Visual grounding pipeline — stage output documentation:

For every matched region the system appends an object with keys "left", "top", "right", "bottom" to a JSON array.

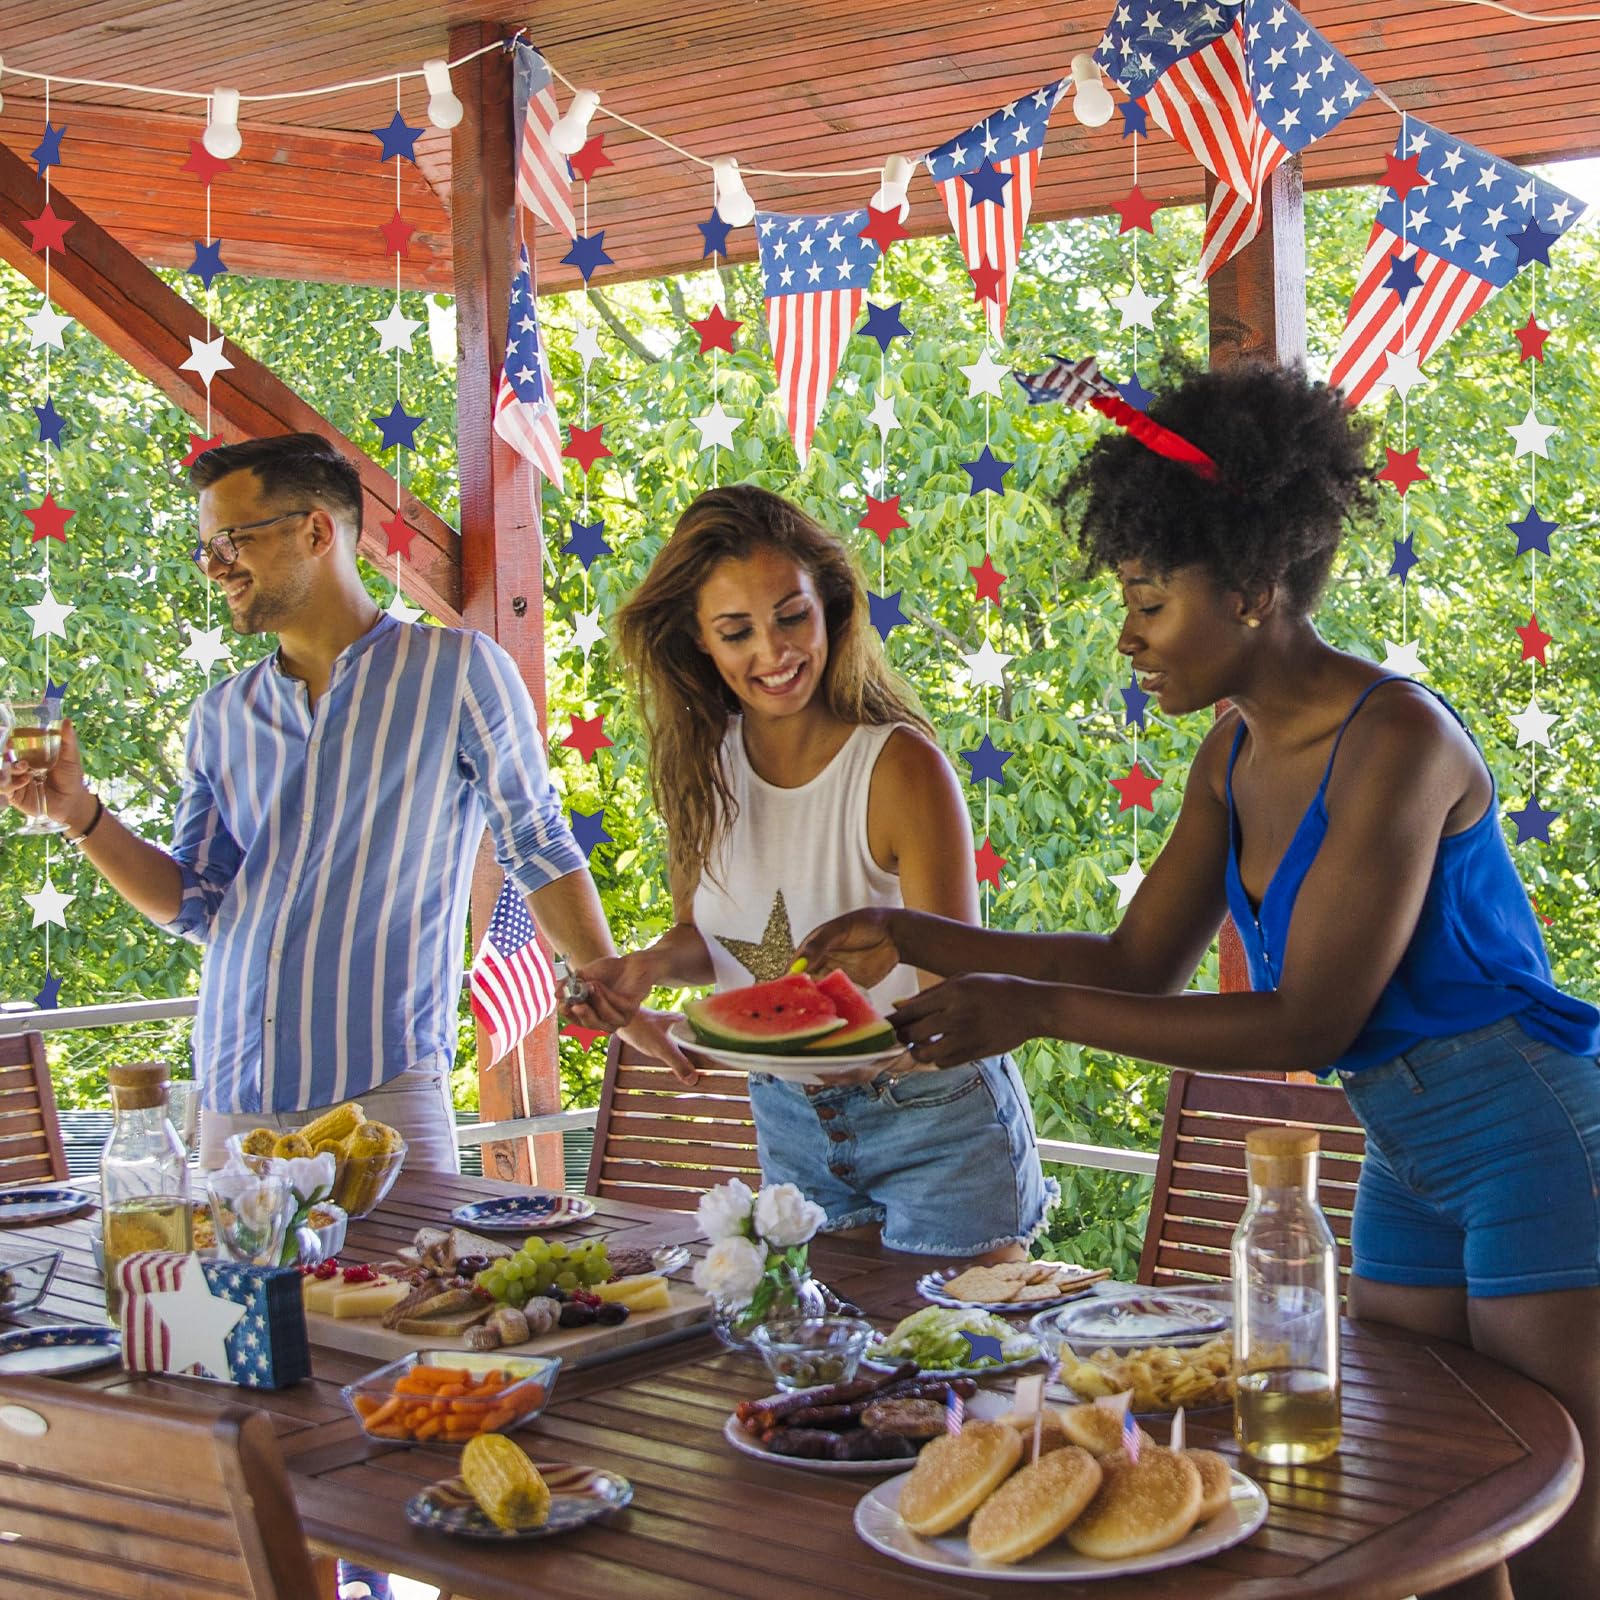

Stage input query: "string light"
[
  {"left": 550, "top": 88, "right": 599, "bottom": 155},
  {"left": 870, "top": 154, "right": 915, "bottom": 221},
  {"left": 1069, "top": 56, "right": 1115, "bottom": 129},
  {"left": 422, "top": 59, "right": 463, "bottom": 129},
  {"left": 710, "top": 156, "right": 757, "bottom": 227},
  {"left": 202, "top": 88, "right": 242, "bottom": 159}
]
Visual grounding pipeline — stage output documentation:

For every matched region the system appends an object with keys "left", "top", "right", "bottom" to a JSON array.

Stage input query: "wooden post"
[{"left": 450, "top": 21, "right": 564, "bottom": 1187}]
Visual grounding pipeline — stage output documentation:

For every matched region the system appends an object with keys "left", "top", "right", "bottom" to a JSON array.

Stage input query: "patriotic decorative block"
[{"left": 117, "top": 1250, "right": 311, "bottom": 1390}]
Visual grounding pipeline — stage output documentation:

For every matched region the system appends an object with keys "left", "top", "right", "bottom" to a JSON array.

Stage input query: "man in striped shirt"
[{"left": 6, "top": 433, "right": 690, "bottom": 1169}]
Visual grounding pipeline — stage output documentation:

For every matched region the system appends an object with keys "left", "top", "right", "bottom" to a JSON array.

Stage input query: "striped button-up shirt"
[{"left": 164, "top": 616, "right": 586, "bottom": 1114}]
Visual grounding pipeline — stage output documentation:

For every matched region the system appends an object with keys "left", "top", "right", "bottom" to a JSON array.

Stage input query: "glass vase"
[{"left": 711, "top": 1261, "right": 828, "bottom": 1352}]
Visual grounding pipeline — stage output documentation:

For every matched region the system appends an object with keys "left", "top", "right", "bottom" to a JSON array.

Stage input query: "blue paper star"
[
  {"left": 1509, "top": 794, "right": 1558, "bottom": 844},
  {"left": 1510, "top": 504, "right": 1558, "bottom": 558},
  {"left": 1121, "top": 672, "right": 1150, "bottom": 729},
  {"left": 1119, "top": 100, "right": 1149, "bottom": 140},
  {"left": 569, "top": 806, "right": 614, "bottom": 858},
  {"left": 33, "top": 971, "right": 61, "bottom": 1011},
  {"left": 1384, "top": 249, "right": 1424, "bottom": 303},
  {"left": 1117, "top": 372, "right": 1154, "bottom": 411},
  {"left": 187, "top": 239, "right": 228, "bottom": 289},
  {"left": 961, "top": 1331, "right": 1005, "bottom": 1363},
  {"left": 1509, "top": 220, "right": 1557, "bottom": 269},
  {"left": 960, "top": 735, "right": 1013, "bottom": 786},
  {"left": 371, "top": 401, "right": 422, "bottom": 451},
  {"left": 562, "top": 231, "right": 614, "bottom": 282},
  {"left": 563, "top": 517, "right": 611, "bottom": 570},
  {"left": 698, "top": 210, "right": 733, "bottom": 257},
  {"left": 857, "top": 300, "right": 911, "bottom": 353},
  {"left": 32, "top": 122, "right": 66, "bottom": 176},
  {"left": 44, "top": 676, "right": 67, "bottom": 707},
  {"left": 867, "top": 589, "right": 909, "bottom": 641},
  {"left": 962, "top": 446, "right": 1013, "bottom": 497},
  {"left": 371, "top": 110, "right": 423, "bottom": 163},
  {"left": 33, "top": 398, "right": 65, "bottom": 446},
  {"left": 961, "top": 162, "right": 1013, "bottom": 208},
  {"left": 1390, "top": 534, "right": 1419, "bottom": 582}
]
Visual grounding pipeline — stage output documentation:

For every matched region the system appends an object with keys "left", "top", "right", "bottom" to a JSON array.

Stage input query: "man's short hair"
[{"left": 190, "top": 433, "right": 363, "bottom": 540}]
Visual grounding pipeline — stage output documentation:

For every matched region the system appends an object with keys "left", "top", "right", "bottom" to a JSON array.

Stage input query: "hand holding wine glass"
[{"left": 2, "top": 703, "right": 93, "bottom": 836}]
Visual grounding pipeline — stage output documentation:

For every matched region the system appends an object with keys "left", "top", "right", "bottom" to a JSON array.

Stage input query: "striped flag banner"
[
  {"left": 1328, "top": 121, "right": 1584, "bottom": 406},
  {"left": 1095, "top": 0, "right": 1371, "bottom": 279},
  {"left": 755, "top": 210, "right": 881, "bottom": 465},
  {"left": 470, "top": 878, "right": 557, "bottom": 1067},
  {"left": 513, "top": 41, "right": 576, "bottom": 240},
  {"left": 924, "top": 81, "right": 1062, "bottom": 339},
  {"left": 493, "top": 246, "right": 565, "bottom": 488},
  {"left": 945, "top": 1385, "right": 966, "bottom": 1435}
]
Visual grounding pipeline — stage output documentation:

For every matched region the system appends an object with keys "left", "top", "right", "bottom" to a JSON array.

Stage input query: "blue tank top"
[{"left": 1224, "top": 676, "right": 1600, "bottom": 1074}]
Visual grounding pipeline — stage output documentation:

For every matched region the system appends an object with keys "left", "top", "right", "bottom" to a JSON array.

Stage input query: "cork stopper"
[
  {"left": 107, "top": 1061, "right": 170, "bottom": 1112},
  {"left": 1245, "top": 1125, "right": 1320, "bottom": 1186}
]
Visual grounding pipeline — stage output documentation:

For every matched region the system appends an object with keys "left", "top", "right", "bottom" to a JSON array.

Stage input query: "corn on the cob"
[
  {"left": 298, "top": 1101, "right": 365, "bottom": 1147},
  {"left": 238, "top": 1128, "right": 278, "bottom": 1158},
  {"left": 272, "top": 1132, "right": 315, "bottom": 1159},
  {"left": 461, "top": 1433, "right": 550, "bottom": 1530}
]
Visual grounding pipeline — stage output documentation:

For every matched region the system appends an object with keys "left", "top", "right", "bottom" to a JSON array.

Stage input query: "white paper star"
[
  {"left": 180, "top": 334, "right": 234, "bottom": 388},
  {"left": 1112, "top": 278, "right": 1165, "bottom": 332},
  {"left": 867, "top": 390, "right": 900, "bottom": 437},
  {"left": 371, "top": 304, "right": 423, "bottom": 354},
  {"left": 691, "top": 401, "right": 740, "bottom": 452},
  {"left": 25, "top": 878, "right": 75, "bottom": 930},
  {"left": 1378, "top": 347, "right": 1426, "bottom": 400},
  {"left": 24, "top": 587, "right": 74, "bottom": 640},
  {"left": 572, "top": 321, "right": 604, "bottom": 370},
  {"left": 146, "top": 1254, "right": 248, "bottom": 1380},
  {"left": 24, "top": 302, "right": 72, "bottom": 349},
  {"left": 961, "top": 639, "right": 1015, "bottom": 689},
  {"left": 959, "top": 348, "right": 1010, "bottom": 398},
  {"left": 1510, "top": 696, "right": 1555, "bottom": 749},
  {"left": 1506, "top": 407, "right": 1557, "bottom": 461},
  {"left": 181, "top": 623, "right": 232, "bottom": 674},
  {"left": 1110, "top": 857, "right": 1146, "bottom": 909},
  {"left": 387, "top": 591, "right": 421, "bottom": 624},
  {"left": 1381, "top": 638, "right": 1425, "bottom": 676},
  {"left": 571, "top": 607, "right": 605, "bottom": 657}
]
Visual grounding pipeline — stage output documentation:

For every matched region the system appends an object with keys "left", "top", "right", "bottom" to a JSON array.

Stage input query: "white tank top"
[{"left": 692, "top": 719, "right": 920, "bottom": 1013}]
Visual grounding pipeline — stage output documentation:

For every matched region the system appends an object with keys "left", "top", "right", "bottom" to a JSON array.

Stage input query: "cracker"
[{"left": 943, "top": 1266, "right": 1020, "bottom": 1303}]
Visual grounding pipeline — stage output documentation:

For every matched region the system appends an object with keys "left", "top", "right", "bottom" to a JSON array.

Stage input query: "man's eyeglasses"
[{"left": 193, "top": 508, "right": 312, "bottom": 568}]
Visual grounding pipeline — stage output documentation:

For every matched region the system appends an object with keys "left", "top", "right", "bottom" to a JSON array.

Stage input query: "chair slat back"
[
  {"left": 585, "top": 1036, "right": 761, "bottom": 1210},
  {"left": 1137, "top": 1070, "right": 1366, "bottom": 1289},
  {"left": 0, "top": 1031, "right": 68, "bottom": 1186},
  {"left": 0, "top": 1376, "right": 318, "bottom": 1599}
]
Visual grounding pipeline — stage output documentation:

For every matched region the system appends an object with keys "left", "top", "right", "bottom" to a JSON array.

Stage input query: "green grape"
[
  {"left": 547, "top": 1243, "right": 569, "bottom": 1263},
  {"left": 555, "top": 1270, "right": 579, "bottom": 1292}
]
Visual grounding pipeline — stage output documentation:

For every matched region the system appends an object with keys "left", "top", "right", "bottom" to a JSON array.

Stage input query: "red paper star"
[
  {"left": 180, "top": 432, "right": 225, "bottom": 467},
  {"left": 24, "top": 492, "right": 75, "bottom": 544},
  {"left": 568, "top": 134, "right": 614, "bottom": 183},
  {"left": 859, "top": 495, "right": 908, "bottom": 544},
  {"left": 1110, "top": 762, "right": 1161, "bottom": 812},
  {"left": 969, "top": 256, "right": 1005, "bottom": 304},
  {"left": 1376, "top": 446, "right": 1429, "bottom": 496},
  {"left": 689, "top": 303, "right": 742, "bottom": 354},
  {"left": 1114, "top": 184, "right": 1159, "bottom": 234},
  {"left": 25, "top": 204, "right": 74, "bottom": 253},
  {"left": 560, "top": 1022, "right": 608, "bottom": 1050},
  {"left": 858, "top": 204, "right": 910, "bottom": 253},
  {"left": 379, "top": 209, "right": 416, "bottom": 256},
  {"left": 1515, "top": 316, "right": 1550, "bottom": 364},
  {"left": 969, "top": 554, "right": 1007, "bottom": 606},
  {"left": 181, "top": 138, "right": 232, "bottom": 184},
  {"left": 974, "top": 837, "right": 1007, "bottom": 890},
  {"left": 1516, "top": 613, "right": 1552, "bottom": 665},
  {"left": 563, "top": 713, "right": 613, "bottom": 763},
  {"left": 381, "top": 511, "right": 419, "bottom": 560},
  {"left": 562, "top": 424, "right": 612, "bottom": 473},
  {"left": 1382, "top": 152, "right": 1428, "bottom": 201}
]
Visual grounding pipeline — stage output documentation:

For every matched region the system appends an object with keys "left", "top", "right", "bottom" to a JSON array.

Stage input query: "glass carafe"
[
  {"left": 1231, "top": 1125, "right": 1341, "bottom": 1464},
  {"left": 101, "top": 1062, "right": 192, "bottom": 1321}
]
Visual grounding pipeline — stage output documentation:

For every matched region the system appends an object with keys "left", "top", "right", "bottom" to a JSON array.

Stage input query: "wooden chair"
[
  {"left": 1137, "top": 1069, "right": 1367, "bottom": 1290},
  {"left": 585, "top": 1035, "right": 761, "bottom": 1210},
  {"left": 0, "top": 1030, "right": 68, "bottom": 1186},
  {"left": 0, "top": 1375, "right": 319, "bottom": 1598}
]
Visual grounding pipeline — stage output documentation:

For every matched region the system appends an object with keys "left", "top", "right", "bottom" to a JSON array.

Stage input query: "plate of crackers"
[{"left": 918, "top": 1261, "right": 1111, "bottom": 1314}]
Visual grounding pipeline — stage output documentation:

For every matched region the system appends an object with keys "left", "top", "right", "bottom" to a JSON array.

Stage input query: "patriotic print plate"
[
  {"left": 406, "top": 1463, "right": 633, "bottom": 1540},
  {"left": 0, "top": 1187, "right": 94, "bottom": 1228},
  {"left": 450, "top": 1194, "right": 596, "bottom": 1232},
  {"left": 0, "top": 1324, "right": 121, "bottom": 1376}
]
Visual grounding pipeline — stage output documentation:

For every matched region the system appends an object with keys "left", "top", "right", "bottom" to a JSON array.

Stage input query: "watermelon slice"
[
  {"left": 683, "top": 974, "right": 847, "bottom": 1053},
  {"left": 805, "top": 969, "right": 899, "bottom": 1055}
]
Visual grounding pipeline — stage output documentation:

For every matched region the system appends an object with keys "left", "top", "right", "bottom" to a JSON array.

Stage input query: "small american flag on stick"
[
  {"left": 513, "top": 42, "right": 576, "bottom": 240},
  {"left": 470, "top": 879, "right": 557, "bottom": 1067},
  {"left": 493, "top": 247, "right": 564, "bottom": 488}
]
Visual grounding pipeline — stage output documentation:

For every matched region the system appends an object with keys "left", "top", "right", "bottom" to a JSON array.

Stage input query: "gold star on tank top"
[{"left": 712, "top": 890, "right": 798, "bottom": 982}]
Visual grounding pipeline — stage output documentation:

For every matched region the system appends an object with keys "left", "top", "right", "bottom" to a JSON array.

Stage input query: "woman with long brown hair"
[{"left": 566, "top": 484, "right": 1055, "bottom": 1259}]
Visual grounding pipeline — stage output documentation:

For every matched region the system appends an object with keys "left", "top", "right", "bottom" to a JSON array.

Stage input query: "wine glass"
[{"left": 4, "top": 696, "right": 66, "bottom": 835}]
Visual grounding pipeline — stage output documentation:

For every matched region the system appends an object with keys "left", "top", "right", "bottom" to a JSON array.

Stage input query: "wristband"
[{"left": 70, "top": 795, "right": 104, "bottom": 846}]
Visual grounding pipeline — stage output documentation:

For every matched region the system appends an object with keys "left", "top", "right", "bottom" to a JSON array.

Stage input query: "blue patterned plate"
[
  {"left": 0, "top": 1187, "right": 94, "bottom": 1228},
  {"left": 451, "top": 1194, "right": 596, "bottom": 1232},
  {"left": 0, "top": 1324, "right": 120, "bottom": 1376},
  {"left": 406, "top": 1463, "right": 633, "bottom": 1540}
]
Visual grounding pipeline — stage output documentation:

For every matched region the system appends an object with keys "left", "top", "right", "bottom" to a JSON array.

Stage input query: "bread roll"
[
  {"left": 1057, "top": 1404, "right": 1154, "bottom": 1461},
  {"left": 1186, "top": 1448, "right": 1233, "bottom": 1522},
  {"left": 967, "top": 1446, "right": 1103, "bottom": 1564},
  {"left": 896, "top": 1421, "right": 1023, "bottom": 1536},
  {"left": 1064, "top": 1444, "right": 1203, "bottom": 1560}
]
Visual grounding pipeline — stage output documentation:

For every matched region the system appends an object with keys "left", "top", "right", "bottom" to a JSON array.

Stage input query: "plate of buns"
[{"left": 918, "top": 1262, "right": 1111, "bottom": 1314}]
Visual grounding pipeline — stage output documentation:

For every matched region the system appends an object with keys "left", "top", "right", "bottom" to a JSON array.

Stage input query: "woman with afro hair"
[{"left": 800, "top": 363, "right": 1600, "bottom": 1600}]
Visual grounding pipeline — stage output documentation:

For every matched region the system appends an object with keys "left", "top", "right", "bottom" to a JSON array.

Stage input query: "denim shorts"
[
  {"left": 747, "top": 1055, "right": 1059, "bottom": 1256},
  {"left": 1341, "top": 1017, "right": 1600, "bottom": 1298}
]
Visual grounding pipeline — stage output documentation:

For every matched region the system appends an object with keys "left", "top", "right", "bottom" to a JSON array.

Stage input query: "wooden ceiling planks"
[{"left": 0, "top": 0, "right": 1596, "bottom": 292}]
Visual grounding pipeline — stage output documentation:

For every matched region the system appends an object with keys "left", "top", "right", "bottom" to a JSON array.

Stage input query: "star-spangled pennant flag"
[
  {"left": 493, "top": 247, "right": 564, "bottom": 489},
  {"left": 755, "top": 210, "right": 882, "bottom": 465},
  {"left": 513, "top": 42, "right": 577, "bottom": 240},
  {"left": 469, "top": 878, "right": 558, "bottom": 1067},
  {"left": 924, "top": 81, "right": 1062, "bottom": 338},
  {"left": 1328, "top": 121, "right": 1584, "bottom": 406},
  {"left": 1096, "top": 0, "right": 1373, "bottom": 278}
]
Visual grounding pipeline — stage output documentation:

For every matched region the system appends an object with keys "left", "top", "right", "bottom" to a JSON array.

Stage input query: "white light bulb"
[
  {"left": 1069, "top": 55, "right": 1115, "bottom": 128},
  {"left": 422, "top": 59, "right": 463, "bottom": 130},
  {"left": 711, "top": 156, "right": 757, "bottom": 228},
  {"left": 869, "top": 153, "right": 914, "bottom": 221},
  {"left": 551, "top": 88, "right": 599, "bottom": 156},
  {"left": 203, "top": 87, "right": 242, "bottom": 160}
]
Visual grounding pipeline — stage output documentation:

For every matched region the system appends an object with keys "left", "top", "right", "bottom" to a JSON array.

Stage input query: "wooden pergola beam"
[{"left": 0, "top": 137, "right": 462, "bottom": 626}]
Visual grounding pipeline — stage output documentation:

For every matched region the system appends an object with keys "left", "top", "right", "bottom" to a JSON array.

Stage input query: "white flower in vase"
[
  {"left": 753, "top": 1182, "right": 826, "bottom": 1248},
  {"left": 694, "top": 1235, "right": 768, "bottom": 1307},
  {"left": 696, "top": 1177, "right": 756, "bottom": 1242}
]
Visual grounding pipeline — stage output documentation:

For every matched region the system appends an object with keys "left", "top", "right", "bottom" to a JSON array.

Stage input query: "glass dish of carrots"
[{"left": 341, "top": 1351, "right": 562, "bottom": 1443}]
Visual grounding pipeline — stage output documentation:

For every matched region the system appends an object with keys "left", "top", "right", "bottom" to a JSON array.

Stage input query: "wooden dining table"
[{"left": 8, "top": 1168, "right": 1582, "bottom": 1599}]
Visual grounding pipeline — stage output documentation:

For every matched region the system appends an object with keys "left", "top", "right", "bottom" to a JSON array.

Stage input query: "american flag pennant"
[
  {"left": 755, "top": 210, "right": 882, "bottom": 465},
  {"left": 1328, "top": 121, "right": 1584, "bottom": 406},
  {"left": 1095, "top": 0, "right": 1372, "bottom": 279},
  {"left": 469, "top": 877, "right": 558, "bottom": 1067},
  {"left": 493, "top": 246, "right": 565, "bottom": 489},
  {"left": 924, "top": 81, "right": 1062, "bottom": 339},
  {"left": 513, "top": 41, "right": 577, "bottom": 240},
  {"left": 1122, "top": 1403, "right": 1142, "bottom": 1464},
  {"left": 945, "top": 1385, "right": 966, "bottom": 1435}
]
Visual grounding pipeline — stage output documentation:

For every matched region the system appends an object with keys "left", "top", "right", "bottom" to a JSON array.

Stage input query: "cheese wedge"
[
  {"left": 301, "top": 1274, "right": 344, "bottom": 1315},
  {"left": 332, "top": 1278, "right": 412, "bottom": 1320},
  {"left": 596, "top": 1274, "right": 670, "bottom": 1311}
]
